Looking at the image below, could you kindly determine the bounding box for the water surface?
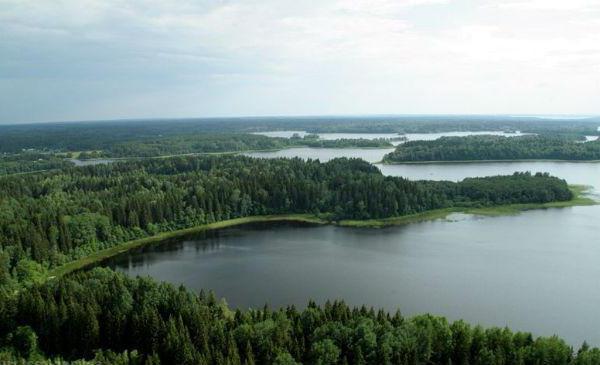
[245,147,394,163]
[254,130,528,144]
[107,150,600,346]
[68,158,116,166]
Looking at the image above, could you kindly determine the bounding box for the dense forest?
[1,116,597,153]
[0,140,583,364]
[106,133,295,158]
[292,135,394,149]
[105,134,392,158]
[383,135,600,163]
[0,153,74,175]
[0,155,571,288]
[1,268,598,364]
[0,133,393,175]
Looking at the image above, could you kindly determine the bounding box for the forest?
[383,135,600,163]
[0,155,572,289]
[0,116,598,154]
[0,133,394,175]
[0,152,74,175]
[1,267,598,364]
[105,134,392,158]
[0,145,587,364]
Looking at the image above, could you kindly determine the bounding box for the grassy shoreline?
[340,185,596,227]
[47,214,326,279]
[47,185,596,279]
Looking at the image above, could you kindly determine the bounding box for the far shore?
[47,185,596,280]
[381,159,600,165]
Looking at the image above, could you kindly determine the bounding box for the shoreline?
[67,145,395,162]
[47,185,596,279]
[381,159,600,165]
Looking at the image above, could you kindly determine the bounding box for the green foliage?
[0,152,74,175]
[0,156,572,281]
[298,138,393,148]
[107,133,295,157]
[0,117,598,153]
[384,135,600,162]
[7,326,38,358]
[106,134,393,158]
[0,268,595,365]
[0,156,572,284]
[312,339,341,364]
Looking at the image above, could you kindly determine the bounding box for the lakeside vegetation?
[0,155,574,289]
[47,184,594,279]
[339,185,595,227]
[383,135,600,163]
[0,152,74,175]
[1,116,598,154]
[0,133,394,173]
[1,122,598,364]
[292,134,394,149]
[3,267,600,364]
[48,214,328,279]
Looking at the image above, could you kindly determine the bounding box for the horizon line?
[2,113,599,126]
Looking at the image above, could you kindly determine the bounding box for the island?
[382,135,600,163]
[0,154,596,363]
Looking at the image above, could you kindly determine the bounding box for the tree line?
[1,117,598,154]
[0,133,394,175]
[0,156,572,287]
[0,152,74,175]
[104,134,393,158]
[383,135,600,162]
[0,268,598,364]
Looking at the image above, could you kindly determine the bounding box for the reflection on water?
[107,208,600,346]
[253,130,528,141]
[68,158,116,166]
[105,149,600,347]
[245,147,394,163]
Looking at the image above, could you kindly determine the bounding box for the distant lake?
[245,147,394,163]
[254,130,529,146]
[68,158,116,166]
[245,131,529,163]
[106,149,600,346]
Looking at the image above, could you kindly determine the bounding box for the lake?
[106,146,600,346]
[254,130,529,146]
[68,158,116,166]
[245,147,395,163]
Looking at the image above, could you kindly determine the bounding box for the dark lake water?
[106,146,600,346]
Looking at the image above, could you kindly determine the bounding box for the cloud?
[0,0,599,122]
[488,0,600,11]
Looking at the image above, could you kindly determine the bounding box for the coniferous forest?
[383,135,600,163]
[0,156,572,283]
[0,119,597,364]
[0,150,587,363]
[4,0,600,361]
[2,268,599,364]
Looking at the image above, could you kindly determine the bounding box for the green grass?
[339,185,596,226]
[47,214,326,279]
[47,185,597,279]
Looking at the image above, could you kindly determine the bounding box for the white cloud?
[488,0,600,11]
[0,0,599,122]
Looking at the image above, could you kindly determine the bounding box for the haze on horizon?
[1,0,600,124]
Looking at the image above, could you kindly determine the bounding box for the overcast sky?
[1,0,599,123]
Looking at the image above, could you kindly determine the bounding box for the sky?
[1,0,599,123]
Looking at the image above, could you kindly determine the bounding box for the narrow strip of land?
[48,185,596,279]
